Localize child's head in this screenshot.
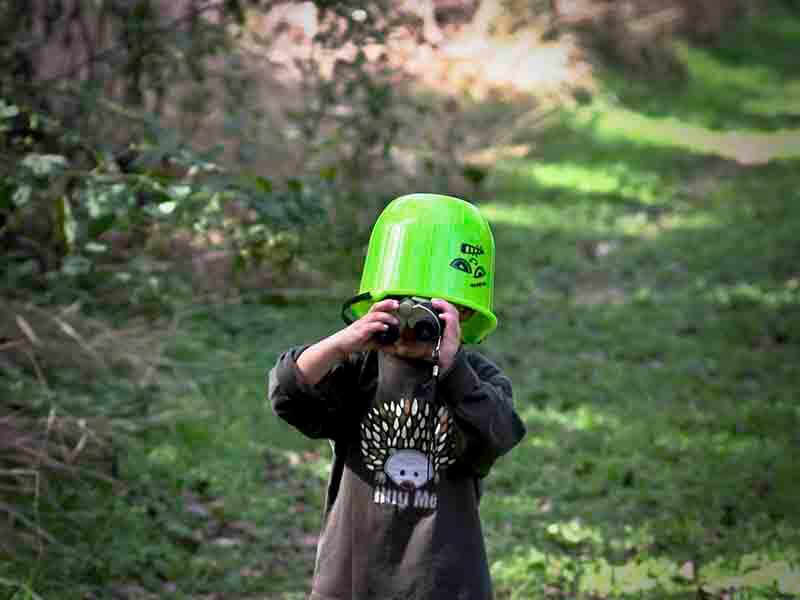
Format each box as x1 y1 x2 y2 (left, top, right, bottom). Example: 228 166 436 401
342 193 498 344
384 299 476 360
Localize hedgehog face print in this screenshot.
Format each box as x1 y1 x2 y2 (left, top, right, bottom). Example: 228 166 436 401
384 449 432 490
360 395 458 510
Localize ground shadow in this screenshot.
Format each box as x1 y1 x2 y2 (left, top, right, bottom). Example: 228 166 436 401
597 6 800 132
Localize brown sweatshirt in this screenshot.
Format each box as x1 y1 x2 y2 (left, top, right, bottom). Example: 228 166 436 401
269 346 525 600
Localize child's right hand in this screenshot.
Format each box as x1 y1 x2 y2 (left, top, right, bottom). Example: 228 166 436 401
296 299 399 385
332 299 400 356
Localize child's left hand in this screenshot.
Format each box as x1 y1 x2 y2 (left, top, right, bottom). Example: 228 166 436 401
431 298 461 373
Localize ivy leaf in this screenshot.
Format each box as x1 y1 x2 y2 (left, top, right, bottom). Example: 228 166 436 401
88 214 117 239
55 196 77 253
61 255 92 277
158 201 177 215
169 184 193 200
0 100 19 119
0 101 20 131
254 176 273 194
85 242 108 254
12 184 32 207
319 166 337 182
21 153 68 178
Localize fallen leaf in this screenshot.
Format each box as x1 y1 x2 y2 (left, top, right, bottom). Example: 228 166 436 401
224 519 260 538
543 584 563 597
162 582 178 594
212 537 243 548
240 566 265 578
208 498 226 520
679 560 695 581
184 500 211 519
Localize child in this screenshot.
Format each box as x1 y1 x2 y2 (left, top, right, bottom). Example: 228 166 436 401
269 193 526 599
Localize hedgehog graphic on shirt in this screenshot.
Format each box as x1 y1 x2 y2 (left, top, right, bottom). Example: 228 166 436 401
360 395 458 510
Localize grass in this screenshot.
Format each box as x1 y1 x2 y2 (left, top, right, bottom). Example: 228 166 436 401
480 152 800 597
3 6 800 599
601 6 800 132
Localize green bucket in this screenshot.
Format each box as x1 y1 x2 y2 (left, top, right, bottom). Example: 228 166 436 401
347 193 497 344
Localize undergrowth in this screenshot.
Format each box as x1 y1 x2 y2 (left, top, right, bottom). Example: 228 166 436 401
2 5 800 600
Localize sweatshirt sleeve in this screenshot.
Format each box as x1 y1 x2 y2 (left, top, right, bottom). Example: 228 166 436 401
436 349 526 478
268 346 364 441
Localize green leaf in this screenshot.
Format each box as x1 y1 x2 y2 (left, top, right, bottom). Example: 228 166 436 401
21 153 68 177
55 196 77 252
86 188 110 219
88 213 117 239
12 184 32 207
158 201 177 215
85 242 108 254
319 166 338 182
170 184 193 200
61 255 92 277
254 176 273 193
0 100 20 119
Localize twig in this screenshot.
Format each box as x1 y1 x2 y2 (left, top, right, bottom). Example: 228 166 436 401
0 501 58 546
50 314 107 370
22 347 49 391
15 315 42 347
12 444 75 475
0 339 26 352
0 468 39 494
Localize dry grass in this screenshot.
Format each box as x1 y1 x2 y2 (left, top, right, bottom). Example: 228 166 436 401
0 300 169 388
0 412 115 554
0 298 175 552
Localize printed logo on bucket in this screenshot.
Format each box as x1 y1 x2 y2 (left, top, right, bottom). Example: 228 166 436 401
450 241 489 287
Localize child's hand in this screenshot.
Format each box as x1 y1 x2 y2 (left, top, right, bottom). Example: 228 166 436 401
332 299 400 357
431 298 461 372
297 300 398 385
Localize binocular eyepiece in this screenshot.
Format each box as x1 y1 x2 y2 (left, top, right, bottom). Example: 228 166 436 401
373 297 445 345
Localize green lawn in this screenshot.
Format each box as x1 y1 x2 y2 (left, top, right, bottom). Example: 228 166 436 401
3 6 800 600
480 139 800 600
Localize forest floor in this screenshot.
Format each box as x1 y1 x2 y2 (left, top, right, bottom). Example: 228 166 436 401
4 7 800 600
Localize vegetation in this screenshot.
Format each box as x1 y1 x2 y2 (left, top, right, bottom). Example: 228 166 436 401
2 1 800 599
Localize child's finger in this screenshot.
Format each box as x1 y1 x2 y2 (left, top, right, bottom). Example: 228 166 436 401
437 311 456 325
359 321 391 348
438 311 460 335
367 321 391 333
368 299 399 313
432 301 461 342
431 298 458 318
363 310 399 326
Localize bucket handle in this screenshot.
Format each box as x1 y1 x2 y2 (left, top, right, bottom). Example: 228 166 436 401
341 292 373 325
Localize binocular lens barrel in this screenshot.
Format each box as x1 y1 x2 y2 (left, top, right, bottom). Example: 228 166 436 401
374 324 400 345
414 321 439 343
372 299 444 345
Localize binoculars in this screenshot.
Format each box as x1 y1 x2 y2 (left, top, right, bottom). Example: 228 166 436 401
373 297 445 346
